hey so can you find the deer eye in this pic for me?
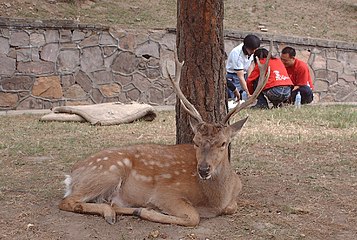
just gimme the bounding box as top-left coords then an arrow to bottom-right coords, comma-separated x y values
193,142 -> 199,148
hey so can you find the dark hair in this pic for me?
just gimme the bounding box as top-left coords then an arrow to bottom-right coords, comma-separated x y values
281,46 -> 296,57
253,48 -> 275,63
243,34 -> 261,50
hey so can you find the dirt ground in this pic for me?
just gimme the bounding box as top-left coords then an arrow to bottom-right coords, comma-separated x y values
0,0 -> 356,43
0,106 -> 356,240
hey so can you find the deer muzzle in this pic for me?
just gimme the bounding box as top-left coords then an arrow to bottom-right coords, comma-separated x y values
198,162 -> 211,180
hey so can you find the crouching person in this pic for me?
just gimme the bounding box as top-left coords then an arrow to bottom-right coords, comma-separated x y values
280,46 -> 314,104
247,48 -> 293,109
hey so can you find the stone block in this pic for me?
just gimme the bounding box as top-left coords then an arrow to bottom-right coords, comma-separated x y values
30,33 -> 46,47
72,30 -> 86,41
0,54 -> 16,76
99,83 -> 121,97
312,54 -> 326,69
0,36 -> 9,54
45,30 -> 59,43
91,88 -> 104,104
148,87 -> 164,105
0,92 -> 18,108
59,30 -> 72,43
9,31 -> 29,47
32,76 -> 63,99
58,49 -> 80,73
100,32 -> 117,45
327,59 -> 343,72
64,84 -> 87,99
118,32 -> 136,51
112,51 -> 139,74
314,79 -> 329,92
126,87 -> 140,101
80,46 -> 104,73
17,61 -> 55,75
41,43 -> 59,62
75,71 -> 93,92
92,70 -> 113,84
1,75 -> 33,90
61,74 -> 75,88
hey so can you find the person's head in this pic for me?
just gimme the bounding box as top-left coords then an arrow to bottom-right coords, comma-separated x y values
253,48 -> 268,63
280,46 -> 296,67
243,34 -> 261,56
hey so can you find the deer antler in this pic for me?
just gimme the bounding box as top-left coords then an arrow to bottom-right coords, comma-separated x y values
222,40 -> 273,124
166,51 -> 203,123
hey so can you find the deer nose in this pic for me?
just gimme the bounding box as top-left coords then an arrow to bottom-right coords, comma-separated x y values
198,163 -> 211,179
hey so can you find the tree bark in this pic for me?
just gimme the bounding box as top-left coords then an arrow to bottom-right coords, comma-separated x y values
176,0 -> 226,144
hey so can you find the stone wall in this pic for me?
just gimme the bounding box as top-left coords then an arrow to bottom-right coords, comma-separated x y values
0,17 -> 356,110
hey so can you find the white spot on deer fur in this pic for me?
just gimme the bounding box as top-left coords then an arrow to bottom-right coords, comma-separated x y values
148,160 -> 155,165
182,169 -> 187,173
135,154 -> 140,158
96,158 -> 102,162
109,165 -> 118,172
103,157 -> 109,161
123,158 -> 132,168
88,161 -> 93,166
99,165 -> 103,170
117,161 -> 124,167
63,175 -> 72,197
162,173 -> 172,179
91,166 -> 97,170
164,162 -> 170,167
175,182 -> 181,186
174,171 -> 180,175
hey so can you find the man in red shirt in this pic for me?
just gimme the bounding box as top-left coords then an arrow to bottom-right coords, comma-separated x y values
280,47 -> 314,104
247,48 -> 293,109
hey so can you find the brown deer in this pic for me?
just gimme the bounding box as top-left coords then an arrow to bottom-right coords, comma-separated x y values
59,42 -> 272,226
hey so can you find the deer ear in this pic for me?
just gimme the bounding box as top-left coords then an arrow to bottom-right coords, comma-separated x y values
189,116 -> 200,133
228,116 -> 249,138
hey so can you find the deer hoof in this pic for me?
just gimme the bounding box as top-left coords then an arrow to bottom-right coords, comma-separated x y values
103,207 -> 116,224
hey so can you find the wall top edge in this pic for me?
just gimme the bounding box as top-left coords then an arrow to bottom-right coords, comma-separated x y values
0,17 -> 109,31
223,30 -> 357,51
0,17 -> 355,50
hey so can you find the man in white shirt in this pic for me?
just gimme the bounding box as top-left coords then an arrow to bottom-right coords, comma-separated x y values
226,34 -> 261,101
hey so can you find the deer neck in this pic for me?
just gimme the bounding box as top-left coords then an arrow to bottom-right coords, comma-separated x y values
199,158 -> 236,202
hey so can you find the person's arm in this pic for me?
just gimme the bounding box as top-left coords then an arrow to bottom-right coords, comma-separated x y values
246,64 -> 260,95
237,70 -> 250,96
296,63 -> 312,89
227,80 -> 240,100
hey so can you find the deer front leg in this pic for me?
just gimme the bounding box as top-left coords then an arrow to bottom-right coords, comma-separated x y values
59,197 -> 117,224
222,200 -> 238,215
113,199 -> 200,226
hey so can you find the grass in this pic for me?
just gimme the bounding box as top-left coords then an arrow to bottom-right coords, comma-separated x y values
0,104 -> 356,239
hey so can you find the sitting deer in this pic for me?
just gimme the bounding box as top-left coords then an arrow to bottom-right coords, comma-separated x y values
59,42 -> 272,226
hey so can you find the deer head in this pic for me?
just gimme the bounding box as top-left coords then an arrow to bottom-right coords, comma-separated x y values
167,41 -> 272,180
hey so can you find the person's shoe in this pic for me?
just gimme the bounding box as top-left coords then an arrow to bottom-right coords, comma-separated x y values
250,104 -> 269,109
228,100 -> 238,110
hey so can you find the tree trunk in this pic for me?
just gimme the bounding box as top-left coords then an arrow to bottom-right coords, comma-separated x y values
176,0 -> 226,144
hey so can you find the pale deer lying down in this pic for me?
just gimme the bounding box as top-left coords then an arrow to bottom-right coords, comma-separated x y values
59,43 -> 272,226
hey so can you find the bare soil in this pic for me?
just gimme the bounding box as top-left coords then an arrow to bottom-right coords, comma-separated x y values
0,0 -> 356,43
0,106 -> 356,240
